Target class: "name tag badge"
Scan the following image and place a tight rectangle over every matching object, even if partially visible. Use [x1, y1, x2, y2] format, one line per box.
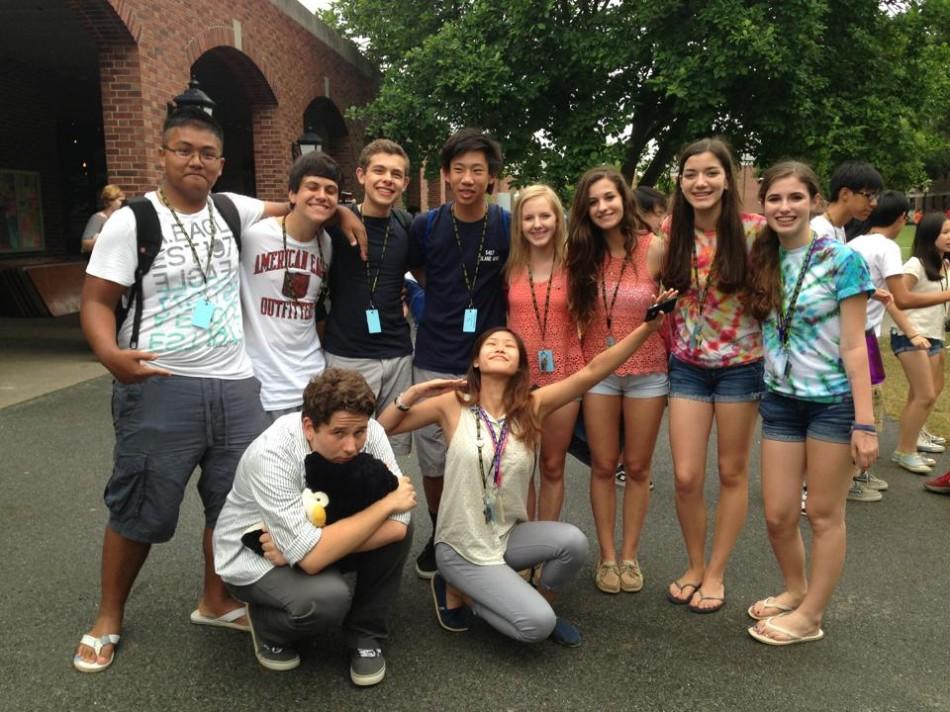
[366, 308, 382, 334]
[192, 299, 214, 329]
[538, 349, 555, 373]
[463, 308, 478, 333]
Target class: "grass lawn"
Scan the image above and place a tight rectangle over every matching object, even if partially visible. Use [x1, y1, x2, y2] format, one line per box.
[896, 224, 915, 259]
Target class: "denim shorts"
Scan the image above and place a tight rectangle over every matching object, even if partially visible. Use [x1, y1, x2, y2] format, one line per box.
[587, 371, 669, 398]
[668, 355, 765, 403]
[759, 391, 854, 444]
[891, 331, 944, 357]
[107, 376, 268, 543]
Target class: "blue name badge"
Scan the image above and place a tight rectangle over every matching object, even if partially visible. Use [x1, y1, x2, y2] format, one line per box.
[538, 349, 555, 373]
[366, 308, 382, 334]
[191, 299, 214, 329]
[463, 308, 478, 333]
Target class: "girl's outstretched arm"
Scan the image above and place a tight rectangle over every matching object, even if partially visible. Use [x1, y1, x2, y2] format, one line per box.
[378, 378, 467, 435]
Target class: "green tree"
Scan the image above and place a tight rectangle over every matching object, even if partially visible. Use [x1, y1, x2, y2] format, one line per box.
[325, 0, 950, 192]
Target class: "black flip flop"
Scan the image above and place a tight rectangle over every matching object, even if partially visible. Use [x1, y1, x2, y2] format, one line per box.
[688, 590, 726, 614]
[666, 579, 701, 605]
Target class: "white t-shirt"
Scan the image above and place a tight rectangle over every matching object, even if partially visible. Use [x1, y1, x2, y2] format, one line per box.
[240, 218, 332, 411]
[810, 214, 846, 243]
[848, 232, 904, 334]
[899, 257, 947, 340]
[87, 191, 264, 378]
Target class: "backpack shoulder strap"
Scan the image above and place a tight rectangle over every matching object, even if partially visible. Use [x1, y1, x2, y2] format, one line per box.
[211, 193, 242, 252]
[123, 197, 163, 350]
[391, 207, 413, 233]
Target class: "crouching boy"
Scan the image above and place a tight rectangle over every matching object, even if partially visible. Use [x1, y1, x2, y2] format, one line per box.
[213, 369, 416, 686]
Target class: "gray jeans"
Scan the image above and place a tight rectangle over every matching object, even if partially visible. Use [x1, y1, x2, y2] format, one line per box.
[227, 522, 412, 649]
[435, 521, 588, 643]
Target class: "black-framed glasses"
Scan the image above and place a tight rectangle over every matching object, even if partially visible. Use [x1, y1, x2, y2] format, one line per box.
[162, 145, 222, 162]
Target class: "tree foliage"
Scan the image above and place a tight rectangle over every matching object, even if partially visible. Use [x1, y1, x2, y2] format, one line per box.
[325, 0, 950, 193]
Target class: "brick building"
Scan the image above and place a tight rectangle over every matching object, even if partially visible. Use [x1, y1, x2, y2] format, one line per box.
[0, 0, 376, 314]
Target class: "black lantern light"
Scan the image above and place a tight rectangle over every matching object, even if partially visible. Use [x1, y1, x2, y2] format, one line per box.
[168, 78, 216, 116]
[292, 124, 324, 160]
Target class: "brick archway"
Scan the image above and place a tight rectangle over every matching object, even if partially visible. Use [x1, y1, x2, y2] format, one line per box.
[185, 30, 278, 107]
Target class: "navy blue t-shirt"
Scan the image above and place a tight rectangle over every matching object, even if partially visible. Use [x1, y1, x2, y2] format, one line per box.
[411, 203, 510, 373]
[323, 206, 423, 359]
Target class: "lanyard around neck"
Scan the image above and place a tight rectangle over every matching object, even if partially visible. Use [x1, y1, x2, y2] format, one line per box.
[778, 236, 820, 345]
[527, 260, 555, 343]
[357, 205, 391, 309]
[452, 207, 489, 309]
[600, 251, 630, 336]
[473, 405, 510, 489]
[159, 187, 215, 286]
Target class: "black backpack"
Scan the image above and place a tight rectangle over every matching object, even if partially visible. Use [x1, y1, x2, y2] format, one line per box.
[119, 194, 243, 349]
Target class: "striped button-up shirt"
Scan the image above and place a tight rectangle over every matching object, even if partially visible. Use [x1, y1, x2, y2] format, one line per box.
[213, 413, 410, 586]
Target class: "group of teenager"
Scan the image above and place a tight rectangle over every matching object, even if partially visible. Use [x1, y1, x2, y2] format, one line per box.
[72, 104, 949, 686]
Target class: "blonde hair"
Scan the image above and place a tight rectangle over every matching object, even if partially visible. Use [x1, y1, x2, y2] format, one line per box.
[504, 184, 567, 282]
[99, 184, 124, 206]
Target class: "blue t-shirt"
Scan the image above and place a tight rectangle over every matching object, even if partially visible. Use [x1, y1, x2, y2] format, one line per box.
[763, 235, 873, 402]
[411, 203, 510, 373]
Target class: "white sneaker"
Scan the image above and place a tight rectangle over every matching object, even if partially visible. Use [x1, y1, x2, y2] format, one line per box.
[847, 479, 883, 502]
[800, 488, 808, 516]
[917, 433, 946, 454]
[891, 451, 935, 474]
[921, 428, 946, 446]
[855, 470, 888, 491]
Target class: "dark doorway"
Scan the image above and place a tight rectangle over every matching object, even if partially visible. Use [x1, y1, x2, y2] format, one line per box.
[191, 49, 258, 196]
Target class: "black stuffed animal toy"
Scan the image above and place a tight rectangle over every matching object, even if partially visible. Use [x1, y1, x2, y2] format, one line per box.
[303, 450, 398, 523]
[242, 450, 397, 556]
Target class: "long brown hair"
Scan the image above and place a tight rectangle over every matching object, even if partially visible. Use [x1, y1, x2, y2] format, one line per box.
[661, 138, 748, 295]
[566, 166, 645, 330]
[746, 161, 822, 321]
[504, 184, 568, 283]
[456, 327, 541, 451]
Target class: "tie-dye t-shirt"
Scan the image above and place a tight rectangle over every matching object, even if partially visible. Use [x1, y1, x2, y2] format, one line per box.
[663, 213, 765, 367]
[763, 235, 873, 402]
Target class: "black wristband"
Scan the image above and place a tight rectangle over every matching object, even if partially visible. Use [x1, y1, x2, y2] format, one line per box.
[851, 423, 877, 434]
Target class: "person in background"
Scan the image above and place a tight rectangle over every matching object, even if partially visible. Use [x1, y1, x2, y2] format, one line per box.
[81, 184, 126, 254]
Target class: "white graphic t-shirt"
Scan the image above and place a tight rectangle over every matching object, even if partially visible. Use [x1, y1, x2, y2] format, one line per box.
[240, 217, 332, 411]
[87, 191, 264, 378]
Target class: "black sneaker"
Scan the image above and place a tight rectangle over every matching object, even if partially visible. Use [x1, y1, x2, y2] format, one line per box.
[430, 573, 473, 632]
[415, 537, 437, 579]
[246, 605, 300, 671]
[350, 643, 385, 686]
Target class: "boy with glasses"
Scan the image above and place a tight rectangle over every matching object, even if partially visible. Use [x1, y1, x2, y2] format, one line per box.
[810, 161, 884, 243]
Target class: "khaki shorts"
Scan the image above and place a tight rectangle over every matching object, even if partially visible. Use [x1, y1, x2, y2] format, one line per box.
[412, 366, 464, 478]
[325, 353, 414, 455]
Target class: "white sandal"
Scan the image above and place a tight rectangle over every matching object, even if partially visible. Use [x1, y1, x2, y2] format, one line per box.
[73, 633, 120, 673]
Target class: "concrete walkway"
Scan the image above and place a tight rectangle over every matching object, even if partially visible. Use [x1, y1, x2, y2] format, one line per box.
[0, 315, 106, 408]
[1, 364, 948, 711]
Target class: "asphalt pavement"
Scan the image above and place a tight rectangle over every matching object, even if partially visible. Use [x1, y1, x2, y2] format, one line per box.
[1, 375, 948, 712]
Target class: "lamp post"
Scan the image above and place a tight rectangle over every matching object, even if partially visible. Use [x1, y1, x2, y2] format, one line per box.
[168, 78, 216, 116]
[292, 124, 324, 160]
